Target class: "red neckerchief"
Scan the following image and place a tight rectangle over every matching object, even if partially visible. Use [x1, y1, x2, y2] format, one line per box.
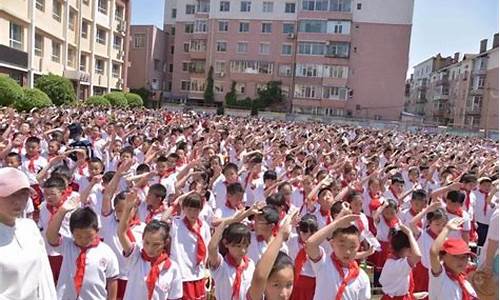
[479, 190, 490, 216]
[158, 168, 176, 182]
[77, 162, 88, 176]
[320, 207, 332, 225]
[426, 228, 438, 240]
[410, 208, 423, 228]
[141, 250, 172, 300]
[183, 217, 206, 265]
[369, 191, 382, 213]
[331, 253, 360, 300]
[389, 186, 400, 201]
[145, 205, 165, 224]
[446, 206, 464, 217]
[444, 265, 474, 300]
[225, 255, 250, 300]
[27, 153, 40, 173]
[462, 189, 472, 210]
[127, 216, 141, 243]
[47, 188, 73, 216]
[292, 182, 301, 189]
[354, 216, 365, 232]
[294, 238, 307, 283]
[73, 237, 101, 296]
[383, 216, 399, 239]
[341, 180, 349, 188]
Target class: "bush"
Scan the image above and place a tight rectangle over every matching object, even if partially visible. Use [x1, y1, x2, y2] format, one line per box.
[0, 76, 24, 106]
[35, 74, 75, 105]
[216, 106, 225, 115]
[124, 93, 144, 107]
[104, 92, 128, 107]
[85, 95, 111, 107]
[14, 88, 53, 111]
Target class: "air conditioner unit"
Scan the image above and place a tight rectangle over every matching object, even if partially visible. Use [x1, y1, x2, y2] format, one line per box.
[219, 72, 225, 77]
[287, 33, 295, 39]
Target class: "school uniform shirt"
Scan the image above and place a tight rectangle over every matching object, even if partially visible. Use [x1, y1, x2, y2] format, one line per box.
[149, 174, 177, 198]
[100, 213, 145, 279]
[170, 217, 211, 282]
[398, 207, 425, 228]
[428, 263, 478, 300]
[478, 207, 499, 266]
[0, 218, 57, 300]
[247, 232, 289, 264]
[361, 190, 386, 218]
[210, 253, 255, 300]
[445, 210, 472, 240]
[472, 189, 496, 225]
[462, 190, 476, 218]
[287, 233, 315, 278]
[91, 138, 107, 161]
[55, 237, 119, 300]
[311, 247, 371, 300]
[379, 257, 413, 297]
[38, 202, 78, 256]
[417, 229, 437, 269]
[21, 154, 48, 185]
[213, 179, 229, 210]
[291, 188, 308, 210]
[214, 205, 239, 221]
[123, 244, 183, 300]
[138, 202, 165, 223]
[243, 174, 263, 207]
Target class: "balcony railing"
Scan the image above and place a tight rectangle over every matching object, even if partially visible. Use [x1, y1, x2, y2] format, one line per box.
[465, 106, 482, 114]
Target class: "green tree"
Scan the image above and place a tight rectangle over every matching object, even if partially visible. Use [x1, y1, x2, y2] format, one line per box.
[35, 73, 75, 105]
[204, 66, 215, 104]
[104, 91, 128, 107]
[255, 81, 283, 108]
[224, 81, 237, 106]
[85, 95, 111, 107]
[14, 88, 53, 111]
[125, 92, 144, 107]
[129, 87, 150, 102]
[0, 75, 24, 106]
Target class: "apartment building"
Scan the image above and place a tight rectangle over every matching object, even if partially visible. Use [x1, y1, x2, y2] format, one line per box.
[405, 34, 499, 131]
[161, 0, 414, 120]
[128, 25, 169, 103]
[0, 0, 131, 99]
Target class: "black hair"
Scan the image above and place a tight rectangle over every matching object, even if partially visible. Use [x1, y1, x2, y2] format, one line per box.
[167, 153, 180, 161]
[266, 193, 287, 211]
[346, 191, 362, 203]
[136, 163, 151, 174]
[249, 153, 263, 164]
[257, 205, 280, 225]
[298, 214, 319, 233]
[426, 208, 448, 224]
[222, 223, 251, 246]
[227, 182, 245, 196]
[182, 192, 204, 209]
[113, 191, 127, 208]
[120, 146, 134, 157]
[460, 174, 477, 184]
[43, 176, 67, 190]
[446, 190, 466, 204]
[390, 230, 411, 256]
[330, 201, 343, 218]
[223, 162, 238, 174]
[331, 225, 360, 240]
[25, 136, 41, 145]
[143, 220, 171, 252]
[318, 187, 332, 199]
[385, 199, 399, 211]
[269, 251, 294, 277]
[263, 170, 277, 181]
[102, 171, 115, 184]
[157, 155, 168, 163]
[6, 152, 21, 160]
[149, 183, 167, 201]
[411, 189, 427, 202]
[88, 157, 104, 169]
[69, 207, 99, 232]
[52, 165, 73, 182]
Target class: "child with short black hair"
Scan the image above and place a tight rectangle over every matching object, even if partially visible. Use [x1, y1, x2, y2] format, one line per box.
[139, 183, 167, 223]
[214, 162, 240, 208]
[214, 182, 245, 223]
[399, 189, 428, 228]
[445, 190, 472, 242]
[22, 136, 48, 217]
[247, 205, 286, 263]
[46, 200, 119, 300]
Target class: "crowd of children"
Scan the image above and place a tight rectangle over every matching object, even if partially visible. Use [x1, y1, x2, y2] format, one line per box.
[0, 106, 498, 300]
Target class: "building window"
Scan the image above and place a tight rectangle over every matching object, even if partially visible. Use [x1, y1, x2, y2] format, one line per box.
[220, 1, 230, 11]
[171, 8, 177, 18]
[215, 82, 224, 94]
[95, 58, 105, 74]
[194, 20, 208, 33]
[237, 42, 248, 53]
[299, 20, 326, 33]
[190, 39, 207, 52]
[239, 22, 250, 32]
[294, 84, 321, 99]
[261, 23, 272, 33]
[281, 44, 292, 55]
[171, 27, 175, 35]
[230, 60, 273, 74]
[96, 28, 106, 45]
[182, 62, 189, 72]
[323, 86, 348, 100]
[166, 81, 172, 91]
[52, 0, 62, 22]
[154, 59, 160, 71]
[279, 64, 292, 77]
[68, 9, 76, 31]
[98, 0, 108, 14]
[134, 34, 145, 48]
[259, 43, 270, 55]
[263, 1, 274, 12]
[115, 5, 124, 21]
[302, 0, 328, 11]
[298, 42, 325, 55]
[331, 0, 352, 11]
[81, 20, 89, 38]
[185, 23, 194, 33]
[9, 23, 23, 50]
[357, 3, 362, 10]
[236, 82, 246, 94]
[80, 54, 87, 71]
[181, 80, 190, 91]
[183, 43, 190, 52]
[112, 63, 120, 78]
[51, 40, 61, 62]
[171, 46, 175, 54]
[216, 41, 227, 52]
[113, 35, 122, 50]
[283, 23, 295, 33]
[325, 42, 350, 58]
[186, 4, 195, 14]
[240, 1, 251, 12]
[67, 47, 76, 67]
[218, 21, 229, 32]
[35, 34, 43, 57]
[169, 64, 173, 72]
[215, 61, 226, 74]
[36, 0, 45, 11]
[285, 2, 295, 13]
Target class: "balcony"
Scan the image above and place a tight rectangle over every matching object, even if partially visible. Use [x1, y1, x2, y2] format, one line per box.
[435, 78, 448, 86]
[470, 87, 484, 95]
[473, 67, 487, 75]
[189, 51, 207, 60]
[416, 96, 427, 104]
[465, 106, 482, 115]
[433, 94, 449, 101]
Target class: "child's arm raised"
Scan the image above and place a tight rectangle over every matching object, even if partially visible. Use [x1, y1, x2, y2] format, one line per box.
[409, 201, 442, 237]
[117, 192, 137, 256]
[429, 218, 464, 275]
[102, 159, 133, 216]
[207, 220, 227, 269]
[46, 195, 80, 246]
[400, 224, 422, 266]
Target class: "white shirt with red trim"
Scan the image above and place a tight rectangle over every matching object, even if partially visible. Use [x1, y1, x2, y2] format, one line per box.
[417, 229, 437, 269]
[398, 208, 424, 227]
[311, 247, 371, 300]
[138, 202, 165, 223]
[287, 233, 315, 278]
[210, 253, 255, 300]
[479, 207, 499, 266]
[429, 263, 477, 300]
[214, 205, 238, 221]
[21, 155, 48, 185]
[445, 210, 471, 240]
[100, 213, 144, 279]
[123, 244, 183, 300]
[38, 203, 77, 256]
[375, 217, 396, 243]
[213, 179, 228, 210]
[55, 237, 119, 300]
[170, 217, 211, 282]
[472, 190, 496, 225]
[291, 188, 307, 209]
[247, 233, 289, 264]
[379, 257, 413, 297]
